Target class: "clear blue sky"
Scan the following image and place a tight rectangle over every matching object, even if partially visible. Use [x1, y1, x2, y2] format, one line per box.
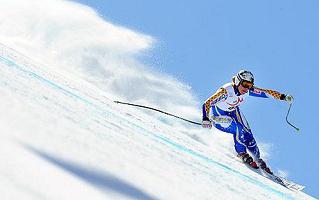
[74, 0, 319, 198]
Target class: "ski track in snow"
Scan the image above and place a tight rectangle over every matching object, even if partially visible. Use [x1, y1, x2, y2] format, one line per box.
[0, 44, 315, 200]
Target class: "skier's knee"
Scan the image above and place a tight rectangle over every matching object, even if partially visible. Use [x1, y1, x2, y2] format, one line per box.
[234, 143, 246, 154]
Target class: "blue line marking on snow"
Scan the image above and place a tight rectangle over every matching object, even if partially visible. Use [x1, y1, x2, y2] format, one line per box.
[0, 55, 296, 200]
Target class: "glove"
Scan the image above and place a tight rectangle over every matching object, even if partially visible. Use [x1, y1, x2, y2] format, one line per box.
[285, 94, 294, 104]
[202, 119, 212, 129]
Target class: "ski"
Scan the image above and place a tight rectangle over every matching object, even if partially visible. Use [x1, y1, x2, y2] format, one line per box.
[239, 159, 305, 191]
[266, 172, 305, 192]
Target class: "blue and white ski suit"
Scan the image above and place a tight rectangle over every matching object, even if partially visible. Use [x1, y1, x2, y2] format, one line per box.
[202, 83, 286, 159]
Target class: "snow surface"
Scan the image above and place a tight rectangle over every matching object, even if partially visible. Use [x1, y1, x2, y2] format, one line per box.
[0, 0, 316, 199]
[0, 44, 316, 200]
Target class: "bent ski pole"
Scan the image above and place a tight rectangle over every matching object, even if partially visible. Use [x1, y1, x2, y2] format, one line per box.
[286, 103, 300, 132]
[114, 101, 202, 126]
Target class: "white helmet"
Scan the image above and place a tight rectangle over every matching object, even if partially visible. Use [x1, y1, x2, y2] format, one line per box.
[233, 70, 254, 86]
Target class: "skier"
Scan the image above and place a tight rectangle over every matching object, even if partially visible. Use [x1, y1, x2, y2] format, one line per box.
[202, 70, 293, 174]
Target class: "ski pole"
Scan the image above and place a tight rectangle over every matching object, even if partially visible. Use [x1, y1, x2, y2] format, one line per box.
[114, 100, 202, 126]
[286, 103, 300, 132]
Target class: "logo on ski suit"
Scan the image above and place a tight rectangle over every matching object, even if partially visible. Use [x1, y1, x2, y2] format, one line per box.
[226, 97, 243, 110]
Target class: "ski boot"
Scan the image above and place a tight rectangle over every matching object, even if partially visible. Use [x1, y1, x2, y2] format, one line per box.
[238, 153, 258, 169]
[257, 158, 273, 175]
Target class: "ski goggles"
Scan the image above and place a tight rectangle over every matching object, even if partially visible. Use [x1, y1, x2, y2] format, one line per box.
[241, 81, 254, 89]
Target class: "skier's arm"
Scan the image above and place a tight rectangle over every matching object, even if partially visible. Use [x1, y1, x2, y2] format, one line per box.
[249, 86, 286, 100]
[202, 87, 228, 120]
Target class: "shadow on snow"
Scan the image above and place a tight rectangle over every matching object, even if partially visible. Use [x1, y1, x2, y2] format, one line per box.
[22, 143, 158, 200]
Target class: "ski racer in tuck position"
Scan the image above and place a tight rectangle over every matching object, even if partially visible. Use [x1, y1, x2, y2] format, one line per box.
[202, 70, 293, 174]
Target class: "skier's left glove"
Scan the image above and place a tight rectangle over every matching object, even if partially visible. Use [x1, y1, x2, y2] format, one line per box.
[284, 94, 294, 104]
[202, 117, 212, 129]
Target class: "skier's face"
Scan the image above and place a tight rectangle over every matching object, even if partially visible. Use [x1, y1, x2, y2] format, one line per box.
[238, 81, 253, 94]
[238, 84, 249, 94]
[241, 81, 253, 89]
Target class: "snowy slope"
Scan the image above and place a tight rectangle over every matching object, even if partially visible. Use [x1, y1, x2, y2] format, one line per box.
[0, 44, 316, 200]
[0, 0, 317, 199]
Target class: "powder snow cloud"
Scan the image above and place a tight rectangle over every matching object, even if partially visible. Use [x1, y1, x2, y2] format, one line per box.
[0, 0, 200, 123]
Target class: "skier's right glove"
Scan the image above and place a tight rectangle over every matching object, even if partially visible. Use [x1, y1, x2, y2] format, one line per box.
[284, 94, 294, 104]
[202, 117, 212, 129]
